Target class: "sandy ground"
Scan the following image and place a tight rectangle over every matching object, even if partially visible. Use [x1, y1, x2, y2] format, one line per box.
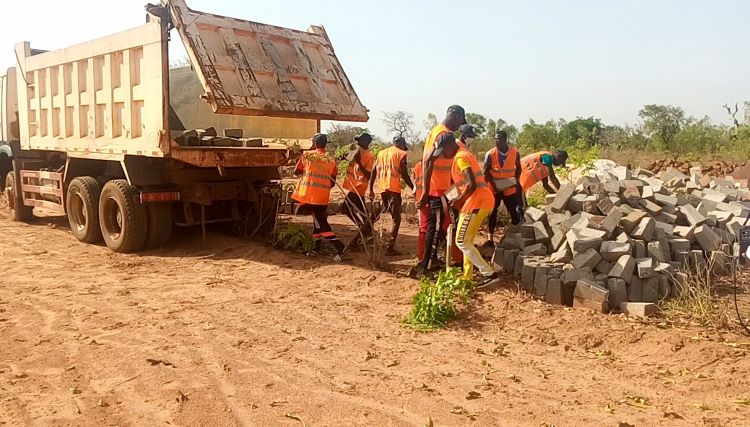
[1, 207, 750, 426]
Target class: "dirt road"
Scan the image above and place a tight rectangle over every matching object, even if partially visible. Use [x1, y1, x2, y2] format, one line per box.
[1, 211, 749, 426]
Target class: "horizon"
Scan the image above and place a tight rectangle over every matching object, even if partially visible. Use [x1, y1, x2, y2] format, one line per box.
[1, 0, 747, 140]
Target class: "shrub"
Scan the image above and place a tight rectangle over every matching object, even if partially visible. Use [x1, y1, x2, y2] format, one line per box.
[403, 268, 474, 331]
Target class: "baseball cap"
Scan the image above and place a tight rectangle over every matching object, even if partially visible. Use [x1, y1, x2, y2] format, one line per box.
[354, 132, 373, 143]
[432, 132, 457, 157]
[447, 105, 467, 125]
[458, 124, 478, 138]
[312, 133, 328, 147]
[392, 135, 410, 150]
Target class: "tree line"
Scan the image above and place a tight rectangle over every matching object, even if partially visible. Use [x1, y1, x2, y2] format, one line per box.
[326, 102, 750, 168]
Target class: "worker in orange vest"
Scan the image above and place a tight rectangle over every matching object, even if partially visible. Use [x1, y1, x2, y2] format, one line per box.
[439, 133, 500, 287]
[341, 132, 375, 249]
[369, 136, 414, 255]
[418, 105, 467, 272]
[519, 150, 568, 195]
[484, 130, 525, 243]
[292, 133, 346, 262]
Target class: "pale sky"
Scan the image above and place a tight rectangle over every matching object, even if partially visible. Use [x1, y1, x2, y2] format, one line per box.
[2, 0, 748, 139]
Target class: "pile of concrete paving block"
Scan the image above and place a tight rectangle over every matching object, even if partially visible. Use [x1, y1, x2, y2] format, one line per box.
[174, 127, 264, 148]
[492, 164, 750, 316]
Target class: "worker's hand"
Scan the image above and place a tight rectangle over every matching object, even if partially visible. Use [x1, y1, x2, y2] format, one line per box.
[417, 194, 428, 209]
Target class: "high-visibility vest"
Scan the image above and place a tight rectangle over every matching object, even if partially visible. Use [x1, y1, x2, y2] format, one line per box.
[375, 146, 407, 194]
[423, 123, 453, 194]
[413, 161, 424, 201]
[486, 146, 520, 196]
[292, 150, 336, 205]
[342, 148, 374, 196]
[451, 149, 495, 213]
[520, 151, 553, 191]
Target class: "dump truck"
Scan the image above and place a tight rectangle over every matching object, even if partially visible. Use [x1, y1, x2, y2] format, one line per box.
[0, 0, 368, 252]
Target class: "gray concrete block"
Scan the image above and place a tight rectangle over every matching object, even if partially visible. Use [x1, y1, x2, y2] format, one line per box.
[654, 193, 678, 207]
[609, 255, 636, 283]
[607, 278, 628, 309]
[568, 193, 588, 213]
[641, 185, 655, 200]
[657, 275, 671, 300]
[550, 228, 566, 251]
[573, 297, 609, 313]
[525, 206, 547, 223]
[668, 238, 691, 253]
[620, 211, 648, 234]
[620, 302, 657, 318]
[523, 243, 548, 256]
[545, 279, 564, 305]
[595, 259, 614, 275]
[548, 211, 572, 227]
[633, 240, 647, 258]
[597, 197, 615, 215]
[502, 249, 519, 274]
[521, 259, 538, 291]
[492, 247, 505, 269]
[642, 277, 659, 302]
[637, 257, 654, 279]
[631, 217, 656, 242]
[562, 267, 595, 286]
[596, 209, 623, 238]
[513, 255, 524, 279]
[680, 204, 706, 226]
[600, 241, 632, 262]
[550, 244, 573, 263]
[571, 248, 602, 270]
[673, 225, 696, 243]
[550, 183, 577, 213]
[574, 279, 610, 303]
[500, 233, 524, 250]
[647, 241, 667, 263]
[694, 225, 722, 253]
[639, 199, 663, 216]
[521, 224, 536, 239]
[628, 276, 643, 301]
[532, 222, 551, 244]
[533, 266, 552, 297]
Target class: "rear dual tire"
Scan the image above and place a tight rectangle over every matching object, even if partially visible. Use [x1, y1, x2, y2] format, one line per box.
[99, 179, 149, 253]
[66, 177, 103, 244]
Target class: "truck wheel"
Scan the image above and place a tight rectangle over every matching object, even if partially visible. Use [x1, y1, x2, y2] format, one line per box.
[99, 179, 147, 253]
[3, 170, 33, 222]
[144, 203, 173, 249]
[66, 177, 103, 244]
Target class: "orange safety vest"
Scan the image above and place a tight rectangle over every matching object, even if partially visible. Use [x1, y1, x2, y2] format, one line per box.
[451, 149, 495, 213]
[413, 161, 424, 202]
[520, 151, 552, 191]
[423, 123, 454, 195]
[486, 146, 520, 196]
[292, 149, 336, 205]
[342, 149, 374, 196]
[375, 146, 408, 194]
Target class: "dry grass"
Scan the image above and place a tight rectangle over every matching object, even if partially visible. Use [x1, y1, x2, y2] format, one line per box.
[659, 254, 733, 329]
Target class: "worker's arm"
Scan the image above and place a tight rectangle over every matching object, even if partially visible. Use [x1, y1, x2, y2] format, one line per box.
[547, 164, 561, 192]
[400, 157, 414, 191]
[293, 156, 304, 176]
[368, 165, 378, 198]
[454, 168, 477, 207]
[483, 151, 497, 193]
[541, 176, 556, 194]
[330, 164, 338, 188]
[514, 154, 523, 195]
[419, 151, 436, 208]
[354, 151, 372, 180]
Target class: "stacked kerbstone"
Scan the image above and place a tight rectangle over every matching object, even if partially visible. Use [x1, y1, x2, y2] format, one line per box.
[492, 165, 750, 315]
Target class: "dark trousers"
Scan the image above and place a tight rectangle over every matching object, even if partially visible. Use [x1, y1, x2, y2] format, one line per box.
[374, 191, 402, 250]
[296, 204, 345, 254]
[343, 191, 372, 246]
[420, 196, 447, 269]
[488, 191, 524, 235]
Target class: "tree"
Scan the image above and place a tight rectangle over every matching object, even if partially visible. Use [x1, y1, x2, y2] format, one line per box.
[423, 113, 438, 132]
[516, 119, 560, 152]
[559, 116, 602, 147]
[326, 123, 371, 150]
[465, 113, 488, 136]
[383, 111, 420, 144]
[638, 104, 686, 151]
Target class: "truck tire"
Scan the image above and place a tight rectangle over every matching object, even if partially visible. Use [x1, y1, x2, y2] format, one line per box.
[3, 170, 33, 222]
[66, 177, 103, 244]
[144, 203, 173, 249]
[99, 179, 147, 253]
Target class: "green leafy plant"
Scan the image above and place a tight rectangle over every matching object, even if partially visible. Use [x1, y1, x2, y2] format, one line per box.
[403, 268, 474, 331]
[525, 186, 548, 209]
[272, 223, 316, 253]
